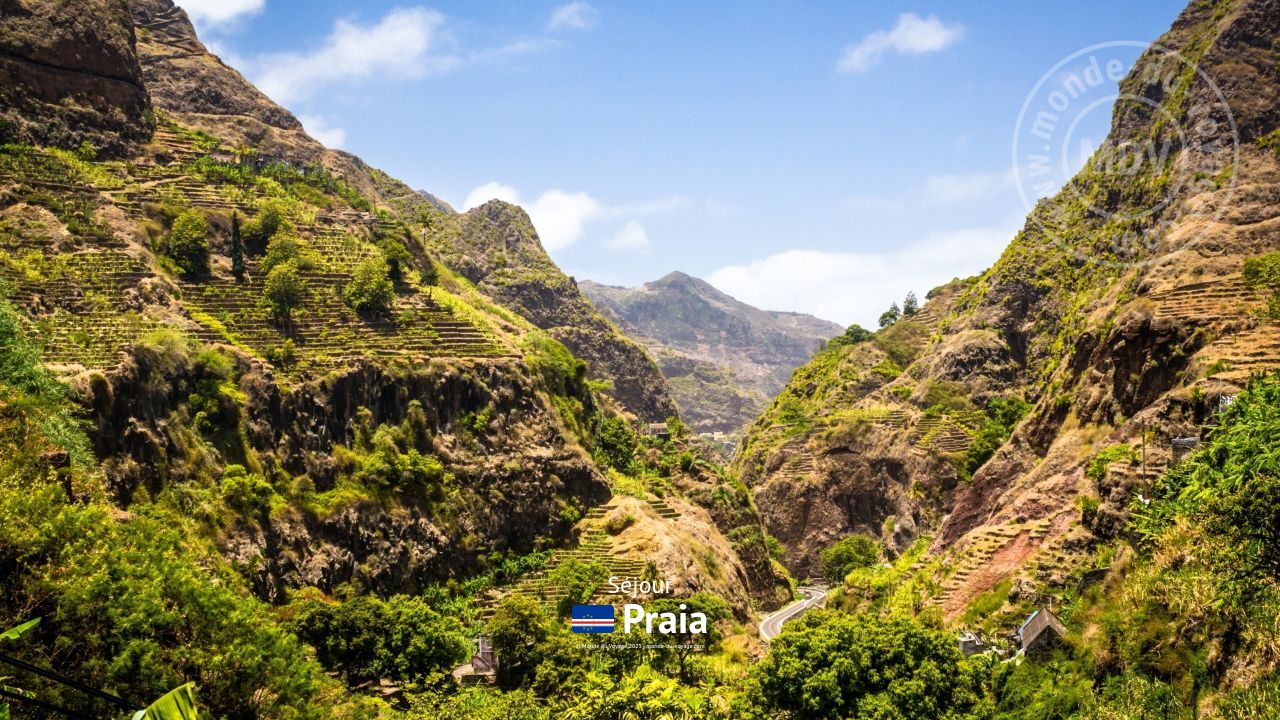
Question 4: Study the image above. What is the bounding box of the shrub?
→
[289,595,469,683]
[1086,444,1137,483]
[344,255,396,315]
[1244,251,1280,322]
[242,201,286,252]
[747,611,987,719]
[260,232,314,274]
[820,534,881,583]
[263,261,306,320]
[166,210,209,278]
[220,465,274,515]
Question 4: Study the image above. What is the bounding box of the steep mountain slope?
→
[0,2,788,714]
[426,201,678,423]
[581,272,842,434]
[737,0,1280,612]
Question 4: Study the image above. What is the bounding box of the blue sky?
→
[178,0,1187,327]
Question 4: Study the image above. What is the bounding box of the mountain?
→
[0,1,787,715]
[736,0,1280,600]
[581,272,842,434]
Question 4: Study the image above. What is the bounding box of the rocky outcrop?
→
[429,201,679,423]
[0,0,152,154]
[582,272,841,434]
[85,342,610,599]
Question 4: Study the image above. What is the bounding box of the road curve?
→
[759,585,828,642]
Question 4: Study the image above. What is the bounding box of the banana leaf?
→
[132,683,198,720]
[0,619,38,643]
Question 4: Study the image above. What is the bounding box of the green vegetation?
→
[819,533,881,583]
[344,254,396,315]
[744,611,990,720]
[288,594,469,684]
[164,210,209,279]
[966,396,1031,476]
[230,212,245,280]
[1244,251,1280,322]
[263,260,307,320]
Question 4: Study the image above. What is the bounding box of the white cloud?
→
[605,220,650,252]
[463,181,522,209]
[706,220,1018,327]
[461,183,685,253]
[252,7,457,105]
[548,2,599,31]
[298,115,347,148]
[526,190,603,251]
[177,0,264,28]
[837,13,964,73]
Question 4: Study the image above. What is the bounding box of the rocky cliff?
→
[736,0,1280,611]
[426,201,679,423]
[0,0,153,154]
[582,272,842,434]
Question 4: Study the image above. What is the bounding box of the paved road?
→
[759,585,827,642]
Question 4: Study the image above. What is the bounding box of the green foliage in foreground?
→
[743,610,991,720]
[288,595,470,684]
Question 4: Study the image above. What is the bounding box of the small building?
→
[958,631,987,657]
[451,636,498,685]
[645,422,671,439]
[1017,607,1067,656]
[1171,436,1200,463]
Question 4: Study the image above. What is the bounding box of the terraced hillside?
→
[0,125,507,376]
[735,0,1280,621]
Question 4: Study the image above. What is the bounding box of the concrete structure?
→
[450,635,498,685]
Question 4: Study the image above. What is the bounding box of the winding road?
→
[759,585,828,642]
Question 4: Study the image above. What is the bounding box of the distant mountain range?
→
[581,272,843,434]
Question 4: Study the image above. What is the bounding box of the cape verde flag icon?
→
[571,605,615,633]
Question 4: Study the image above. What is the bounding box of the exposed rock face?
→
[582,272,842,434]
[86,343,610,599]
[428,201,679,423]
[736,0,1280,601]
[0,0,152,154]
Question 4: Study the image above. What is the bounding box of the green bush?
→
[220,464,274,515]
[746,611,988,719]
[289,594,469,683]
[165,210,209,278]
[820,534,881,583]
[343,255,396,315]
[1244,251,1280,322]
[263,260,306,320]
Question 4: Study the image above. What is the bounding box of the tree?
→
[289,595,468,683]
[230,212,245,281]
[263,261,306,320]
[420,258,440,287]
[831,324,875,348]
[261,232,304,275]
[902,291,919,316]
[344,255,396,315]
[242,201,286,253]
[819,534,881,583]
[1244,251,1280,322]
[374,233,413,284]
[489,596,551,691]
[746,611,988,720]
[166,210,209,278]
[647,592,729,682]
[878,302,901,328]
